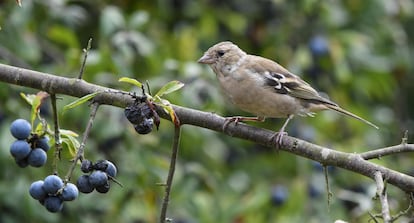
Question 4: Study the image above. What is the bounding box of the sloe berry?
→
[89,170,108,187]
[43,175,63,194]
[76,175,94,193]
[28,148,47,167]
[10,140,31,160]
[29,180,47,200]
[44,196,63,212]
[61,183,79,201]
[10,119,31,139]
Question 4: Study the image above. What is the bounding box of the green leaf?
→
[61,135,80,158]
[59,129,79,137]
[155,80,184,98]
[63,92,100,112]
[20,92,49,126]
[60,129,80,158]
[118,77,142,88]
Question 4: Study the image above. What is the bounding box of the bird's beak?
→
[198,54,214,64]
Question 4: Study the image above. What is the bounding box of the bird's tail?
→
[325,104,379,129]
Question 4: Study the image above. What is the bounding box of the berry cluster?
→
[124,98,157,134]
[29,175,79,212]
[9,119,50,167]
[77,160,117,194]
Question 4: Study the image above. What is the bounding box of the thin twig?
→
[78,38,92,80]
[64,102,100,183]
[374,171,391,223]
[51,94,62,175]
[360,144,414,160]
[391,193,414,221]
[323,165,333,209]
[159,125,182,223]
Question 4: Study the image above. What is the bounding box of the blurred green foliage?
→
[0,0,414,222]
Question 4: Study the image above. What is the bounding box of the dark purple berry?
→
[76,175,94,193]
[95,181,110,193]
[15,157,29,168]
[10,119,31,139]
[36,136,50,152]
[44,196,63,212]
[81,160,93,173]
[89,170,108,187]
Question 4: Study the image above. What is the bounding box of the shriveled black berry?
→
[124,101,153,125]
[95,181,110,193]
[93,160,108,171]
[134,118,154,134]
[81,160,93,173]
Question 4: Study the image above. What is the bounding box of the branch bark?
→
[1,63,414,192]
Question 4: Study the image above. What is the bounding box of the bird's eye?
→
[217,50,225,57]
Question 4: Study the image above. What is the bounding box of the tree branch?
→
[374,171,391,222]
[360,144,414,160]
[1,63,414,192]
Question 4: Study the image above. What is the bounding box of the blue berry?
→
[76,175,94,193]
[270,185,289,206]
[36,136,50,152]
[43,175,63,194]
[89,170,108,187]
[28,148,47,167]
[43,196,63,212]
[10,140,31,160]
[29,180,47,200]
[309,35,329,56]
[10,119,31,139]
[104,160,117,178]
[61,183,79,201]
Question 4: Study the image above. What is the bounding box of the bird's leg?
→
[271,114,294,149]
[222,116,265,132]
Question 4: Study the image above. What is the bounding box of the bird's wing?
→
[249,55,337,106]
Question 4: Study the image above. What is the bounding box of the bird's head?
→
[198,41,246,70]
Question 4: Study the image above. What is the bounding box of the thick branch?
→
[1,63,414,192]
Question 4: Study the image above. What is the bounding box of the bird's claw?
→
[271,131,288,151]
[222,117,242,132]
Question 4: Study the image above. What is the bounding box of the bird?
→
[197,41,378,146]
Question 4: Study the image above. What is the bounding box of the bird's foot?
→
[222,116,243,132]
[222,116,264,132]
[270,131,288,151]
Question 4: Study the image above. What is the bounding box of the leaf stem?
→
[64,102,100,183]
